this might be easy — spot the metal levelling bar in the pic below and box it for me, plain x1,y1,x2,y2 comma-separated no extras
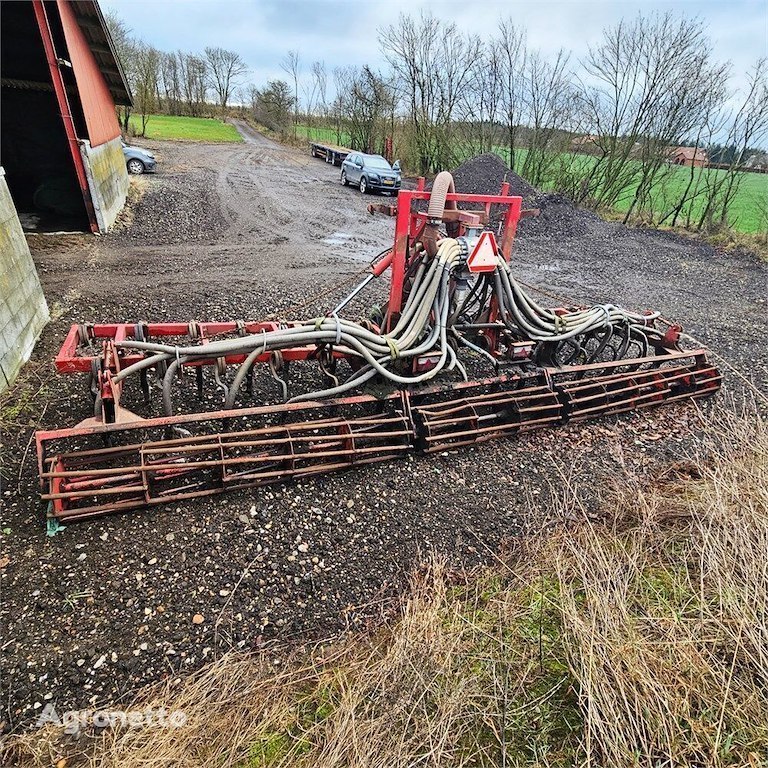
38,351,720,523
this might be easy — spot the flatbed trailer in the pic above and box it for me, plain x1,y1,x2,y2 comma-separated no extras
309,140,351,166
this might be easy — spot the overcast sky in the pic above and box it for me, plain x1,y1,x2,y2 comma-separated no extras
104,0,767,99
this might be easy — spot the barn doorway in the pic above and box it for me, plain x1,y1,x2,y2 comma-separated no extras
1,1,90,231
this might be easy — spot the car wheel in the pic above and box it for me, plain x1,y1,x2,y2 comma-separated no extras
341,170,348,186
311,146,317,157
127,159,145,175
359,176,367,194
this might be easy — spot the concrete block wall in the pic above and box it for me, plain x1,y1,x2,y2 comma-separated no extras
80,135,129,232
0,167,49,393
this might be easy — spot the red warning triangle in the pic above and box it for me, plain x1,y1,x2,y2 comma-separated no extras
466,231,499,273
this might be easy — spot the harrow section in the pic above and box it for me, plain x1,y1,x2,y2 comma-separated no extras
38,397,411,521
37,173,721,525
38,351,720,522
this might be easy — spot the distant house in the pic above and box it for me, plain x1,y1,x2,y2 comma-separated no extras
570,135,602,154
668,147,708,168
745,153,768,171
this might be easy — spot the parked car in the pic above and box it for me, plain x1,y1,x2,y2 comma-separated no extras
341,153,401,194
122,142,157,174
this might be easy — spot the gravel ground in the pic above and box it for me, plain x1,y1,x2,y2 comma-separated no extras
1,135,766,736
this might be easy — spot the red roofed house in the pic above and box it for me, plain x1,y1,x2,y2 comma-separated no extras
668,146,708,168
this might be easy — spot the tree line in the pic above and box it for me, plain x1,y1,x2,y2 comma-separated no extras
106,10,767,233
105,11,248,133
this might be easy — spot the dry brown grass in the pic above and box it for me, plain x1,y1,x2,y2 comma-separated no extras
5,407,768,768
109,176,149,233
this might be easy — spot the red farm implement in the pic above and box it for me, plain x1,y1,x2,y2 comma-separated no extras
37,173,721,524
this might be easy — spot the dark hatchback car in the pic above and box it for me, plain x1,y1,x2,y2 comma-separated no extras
341,152,401,194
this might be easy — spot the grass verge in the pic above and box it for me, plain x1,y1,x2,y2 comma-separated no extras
127,115,242,143
5,407,768,767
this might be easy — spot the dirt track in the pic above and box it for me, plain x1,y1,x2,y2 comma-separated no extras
1,125,766,733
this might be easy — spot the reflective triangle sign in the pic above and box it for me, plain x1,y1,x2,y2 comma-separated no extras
466,231,499,273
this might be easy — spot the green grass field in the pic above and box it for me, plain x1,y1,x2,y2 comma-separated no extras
615,164,767,234
480,145,767,235
525,151,767,234
128,114,243,142
295,124,351,148
297,123,766,234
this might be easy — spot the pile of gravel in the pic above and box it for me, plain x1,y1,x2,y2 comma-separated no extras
451,154,602,239
451,153,537,206
517,192,602,239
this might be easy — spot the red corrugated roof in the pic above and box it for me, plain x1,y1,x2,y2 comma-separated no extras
670,147,707,161
58,0,122,146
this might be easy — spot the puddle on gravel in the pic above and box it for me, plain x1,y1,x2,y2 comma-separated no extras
323,231,353,246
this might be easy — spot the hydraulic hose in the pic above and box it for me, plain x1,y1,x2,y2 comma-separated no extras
112,234,662,413
116,238,463,412
423,171,457,256
427,171,457,220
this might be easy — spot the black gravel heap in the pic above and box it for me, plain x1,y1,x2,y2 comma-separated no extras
451,153,537,205
451,154,604,239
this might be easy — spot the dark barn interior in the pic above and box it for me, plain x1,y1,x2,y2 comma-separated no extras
1,1,90,230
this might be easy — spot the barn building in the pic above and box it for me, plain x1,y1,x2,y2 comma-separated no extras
668,146,708,168
1,0,132,232
0,0,131,392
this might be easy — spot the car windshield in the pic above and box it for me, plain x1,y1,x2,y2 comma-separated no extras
365,156,392,170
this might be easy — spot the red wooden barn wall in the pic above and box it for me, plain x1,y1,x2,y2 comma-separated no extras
57,0,120,147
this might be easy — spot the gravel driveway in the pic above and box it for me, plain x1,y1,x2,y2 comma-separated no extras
1,127,766,734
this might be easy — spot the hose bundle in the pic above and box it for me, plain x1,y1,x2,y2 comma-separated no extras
113,235,664,414
114,239,464,413
494,256,661,343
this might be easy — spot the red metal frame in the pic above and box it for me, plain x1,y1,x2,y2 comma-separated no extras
38,177,723,523
386,185,523,319
54,321,321,374
53,184,528,425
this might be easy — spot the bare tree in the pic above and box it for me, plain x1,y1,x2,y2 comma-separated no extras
629,54,728,226
575,13,723,213
520,49,576,187
179,52,208,116
380,12,481,173
159,52,182,115
496,20,527,170
331,66,353,145
250,80,295,133
697,59,768,229
311,61,328,119
281,50,301,137
133,42,161,136
205,46,248,113
456,41,503,157
103,10,135,131
344,66,394,154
